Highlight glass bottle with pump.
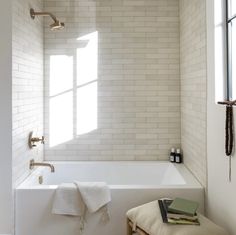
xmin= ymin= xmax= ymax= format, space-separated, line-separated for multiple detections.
xmin=169 ymin=148 xmax=176 ymax=163
xmin=175 ymin=148 xmax=182 ymax=163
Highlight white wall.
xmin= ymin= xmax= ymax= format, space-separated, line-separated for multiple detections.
xmin=0 ymin=0 xmax=13 ymax=233
xmin=12 ymin=0 xmax=44 ymax=186
xmin=179 ymin=0 xmax=207 ymax=187
xmin=207 ymin=0 xmax=236 ymax=234
xmin=44 ymin=0 xmax=181 ymax=161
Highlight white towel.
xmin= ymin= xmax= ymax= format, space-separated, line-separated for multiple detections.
xmin=52 ymin=183 xmax=85 ymax=216
xmin=52 ymin=182 xmax=111 ymax=233
xmin=74 ymin=181 xmax=111 ymax=213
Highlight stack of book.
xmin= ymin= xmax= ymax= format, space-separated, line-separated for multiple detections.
xmin=158 ymin=198 xmax=200 ymax=225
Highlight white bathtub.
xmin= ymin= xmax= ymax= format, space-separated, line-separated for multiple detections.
xmin=16 ymin=161 xmax=204 ymax=235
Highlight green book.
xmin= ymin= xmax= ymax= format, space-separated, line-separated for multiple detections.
xmin=168 ymin=198 xmax=199 ymax=217
xmin=158 ymin=200 xmax=200 ymax=225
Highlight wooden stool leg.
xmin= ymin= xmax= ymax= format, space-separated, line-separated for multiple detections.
xmin=127 ymin=219 xmax=133 ymax=235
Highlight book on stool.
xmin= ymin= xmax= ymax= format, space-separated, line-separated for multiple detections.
xmin=158 ymin=198 xmax=200 ymax=225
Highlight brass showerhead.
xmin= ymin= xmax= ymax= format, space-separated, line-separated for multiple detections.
xmin=50 ymin=21 xmax=65 ymax=31
xmin=30 ymin=8 xmax=65 ymax=31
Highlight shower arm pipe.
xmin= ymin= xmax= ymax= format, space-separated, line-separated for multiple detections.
xmin=30 ymin=9 xmax=57 ymax=22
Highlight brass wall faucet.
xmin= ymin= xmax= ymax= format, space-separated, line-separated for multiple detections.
xmin=29 ymin=159 xmax=55 ymax=173
xmin=28 ymin=131 xmax=45 ymax=148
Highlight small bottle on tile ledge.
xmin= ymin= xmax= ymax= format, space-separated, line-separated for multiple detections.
xmin=175 ymin=148 xmax=182 ymax=163
xmin=169 ymin=148 xmax=176 ymax=163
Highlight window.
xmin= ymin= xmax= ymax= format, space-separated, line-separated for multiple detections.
xmin=226 ymin=0 xmax=236 ymax=100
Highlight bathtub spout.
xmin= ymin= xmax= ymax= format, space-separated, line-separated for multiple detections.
xmin=29 ymin=159 xmax=55 ymax=172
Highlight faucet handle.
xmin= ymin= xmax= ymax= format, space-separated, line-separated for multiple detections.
xmin=28 ymin=131 xmax=45 ymax=149
xmin=29 ymin=159 xmax=35 ymax=170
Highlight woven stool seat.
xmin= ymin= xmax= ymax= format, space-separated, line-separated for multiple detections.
xmin=126 ymin=200 xmax=228 ymax=235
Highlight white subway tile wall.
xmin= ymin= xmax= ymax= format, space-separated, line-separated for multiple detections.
xmin=44 ymin=0 xmax=181 ymax=161
xmin=12 ymin=0 xmax=44 ymax=186
xmin=180 ymin=0 xmax=207 ymax=186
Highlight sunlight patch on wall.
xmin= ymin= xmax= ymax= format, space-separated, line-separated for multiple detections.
xmin=49 ymin=55 xmax=73 ymax=147
xmin=49 ymin=92 xmax=73 ymax=147
xmin=48 ymin=32 xmax=98 ymax=146
xmin=77 ymin=31 xmax=98 ymax=135
xmin=50 ymin=55 xmax=73 ymax=96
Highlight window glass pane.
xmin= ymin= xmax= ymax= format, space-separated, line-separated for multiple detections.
xmin=229 ymin=0 xmax=236 ymax=18
xmin=231 ymin=20 xmax=236 ymax=100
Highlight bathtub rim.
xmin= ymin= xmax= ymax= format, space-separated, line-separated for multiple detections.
xmin=16 ymin=161 xmax=203 ymax=190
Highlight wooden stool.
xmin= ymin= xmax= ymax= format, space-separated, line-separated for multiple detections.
xmin=126 ymin=200 xmax=228 ymax=235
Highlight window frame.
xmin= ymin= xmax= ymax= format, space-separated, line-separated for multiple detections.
xmin=226 ymin=0 xmax=236 ymax=100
